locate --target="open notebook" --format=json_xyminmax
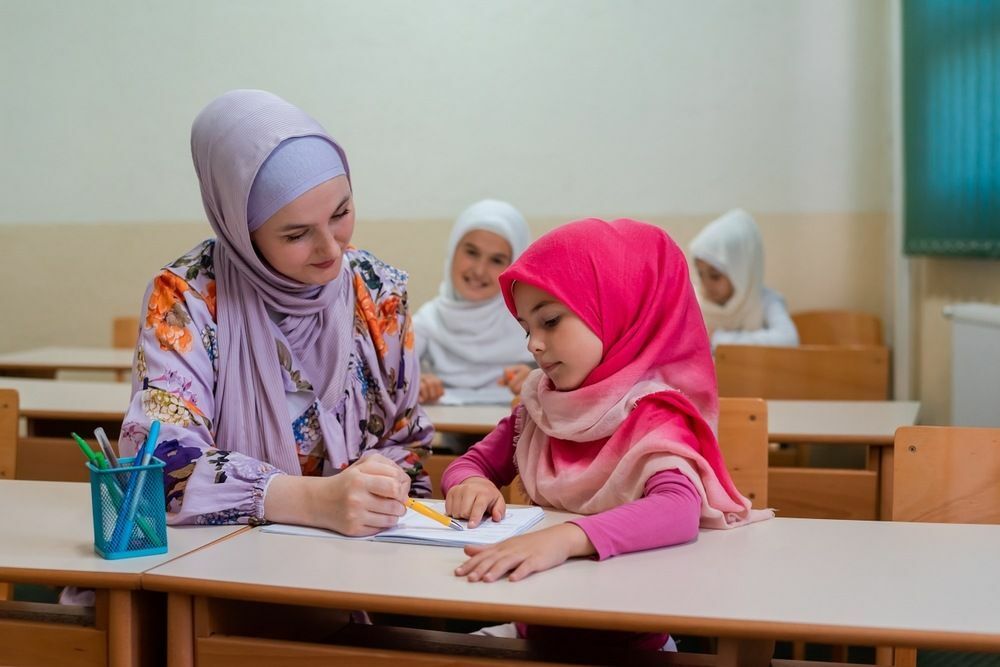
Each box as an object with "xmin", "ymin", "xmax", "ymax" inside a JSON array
[{"xmin": 261, "ymin": 501, "xmax": 544, "ymax": 547}]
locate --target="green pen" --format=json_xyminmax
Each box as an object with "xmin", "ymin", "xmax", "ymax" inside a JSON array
[
  {"xmin": 72, "ymin": 432, "xmax": 99, "ymax": 465},
  {"xmin": 73, "ymin": 433, "xmax": 163, "ymax": 547}
]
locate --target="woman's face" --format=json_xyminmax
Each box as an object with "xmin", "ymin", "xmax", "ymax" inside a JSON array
[
  {"xmin": 450, "ymin": 229, "xmax": 513, "ymax": 302},
  {"xmin": 695, "ymin": 258, "xmax": 735, "ymax": 306},
  {"xmin": 251, "ymin": 175, "xmax": 355, "ymax": 285}
]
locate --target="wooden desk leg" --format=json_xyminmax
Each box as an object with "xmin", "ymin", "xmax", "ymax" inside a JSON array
[
  {"xmin": 878, "ymin": 445, "xmax": 894, "ymax": 521},
  {"xmin": 107, "ymin": 589, "xmax": 140, "ymax": 667},
  {"xmin": 716, "ymin": 637, "xmax": 773, "ymax": 667},
  {"xmin": 168, "ymin": 593, "xmax": 194, "ymax": 667}
]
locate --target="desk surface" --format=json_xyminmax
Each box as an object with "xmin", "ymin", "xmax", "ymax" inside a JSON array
[
  {"xmin": 0, "ymin": 346, "xmax": 133, "ymax": 373},
  {"xmin": 143, "ymin": 515, "xmax": 1000, "ymax": 652},
  {"xmin": 0, "ymin": 377, "xmax": 131, "ymax": 420},
  {"xmin": 0, "ymin": 480, "xmax": 243, "ymax": 589},
  {"xmin": 423, "ymin": 400, "xmax": 921, "ymax": 444}
]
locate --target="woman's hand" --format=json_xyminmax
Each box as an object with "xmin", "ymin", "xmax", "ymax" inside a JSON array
[
  {"xmin": 498, "ymin": 364, "xmax": 532, "ymax": 395},
  {"xmin": 264, "ymin": 453, "xmax": 411, "ymax": 537},
  {"xmin": 444, "ymin": 476, "xmax": 505, "ymax": 528},
  {"xmin": 455, "ymin": 523, "xmax": 595, "ymax": 582},
  {"xmin": 419, "ymin": 373, "xmax": 445, "ymax": 403}
]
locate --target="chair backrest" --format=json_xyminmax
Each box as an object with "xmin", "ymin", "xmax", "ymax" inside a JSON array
[
  {"xmin": 112, "ymin": 316, "xmax": 140, "ymax": 350},
  {"xmin": 0, "ymin": 389, "xmax": 17, "ymax": 481},
  {"xmin": 715, "ymin": 344, "xmax": 890, "ymax": 400},
  {"xmin": 892, "ymin": 425, "xmax": 1000, "ymax": 524},
  {"xmin": 791, "ymin": 309, "xmax": 883, "ymax": 346},
  {"xmin": 717, "ymin": 397, "xmax": 768, "ymax": 508}
]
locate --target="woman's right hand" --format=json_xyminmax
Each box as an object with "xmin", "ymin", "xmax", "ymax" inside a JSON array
[
  {"xmin": 444, "ymin": 476, "xmax": 506, "ymax": 528},
  {"xmin": 264, "ymin": 453, "xmax": 411, "ymax": 537},
  {"xmin": 418, "ymin": 373, "xmax": 445, "ymax": 403}
]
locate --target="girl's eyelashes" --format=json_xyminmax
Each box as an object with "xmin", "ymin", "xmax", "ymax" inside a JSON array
[{"xmin": 543, "ymin": 316, "xmax": 561, "ymax": 329}]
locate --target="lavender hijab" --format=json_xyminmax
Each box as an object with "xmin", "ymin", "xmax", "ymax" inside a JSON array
[{"xmin": 191, "ymin": 90, "xmax": 353, "ymax": 474}]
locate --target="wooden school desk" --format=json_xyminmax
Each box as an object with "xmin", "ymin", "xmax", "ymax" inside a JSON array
[
  {"xmin": 0, "ymin": 378, "xmax": 131, "ymax": 481},
  {"xmin": 0, "ymin": 346, "xmax": 133, "ymax": 379},
  {"xmin": 0, "ymin": 480, "xmax": 244, "ymax": 667},
  {"xmin": 142, "ymin": 515, "xmax": 1000, "ymax": 666}
]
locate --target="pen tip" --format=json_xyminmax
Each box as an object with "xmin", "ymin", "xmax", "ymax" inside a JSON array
[{"xmin": 450, "ymin": 520, "xmax": 465, "ymax": 531}]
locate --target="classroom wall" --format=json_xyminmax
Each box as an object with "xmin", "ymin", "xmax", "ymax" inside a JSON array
[{"xmin": 1, "ymin": 2, "xmax": 894, "ymax": 370}]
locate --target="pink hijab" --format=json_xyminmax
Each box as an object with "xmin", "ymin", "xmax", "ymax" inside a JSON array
[
  {"xmin": 499, "ymin": 219, "xmax": 766, "ymax": 527},
  {"xmin": 191, "ymin": 90, "xmax": 353, "ymax": 474}
]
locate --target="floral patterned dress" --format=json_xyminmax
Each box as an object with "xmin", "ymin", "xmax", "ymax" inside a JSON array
[{"xmin": 120, "ymin": 240, "xmax": 433, "ymax": 525}]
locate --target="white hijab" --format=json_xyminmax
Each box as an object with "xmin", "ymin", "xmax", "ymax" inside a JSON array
[
  {"xmin": 413, "ymin": 200, "xmax": 533, "ymax": 389},
  {"xmin": 689, "ymin": 209, "xmax": 765, "ymax": 332}
]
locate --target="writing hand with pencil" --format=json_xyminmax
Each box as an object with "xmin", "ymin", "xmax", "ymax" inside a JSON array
[
  {"xmin": 497, "ymin": 364, "xmax": 532, "ymax": 395},
  {"xmin": 265, "ymin": 452, "xmax": 411, "ymax": 537},
  {"xmin": 444, "ymin": 476, "xmax": 506, "ymax": 529}
]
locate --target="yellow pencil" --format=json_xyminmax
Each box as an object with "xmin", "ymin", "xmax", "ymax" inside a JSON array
[{"xmin": 406, "ymin": 498, "xmax": 464, "ymax": 531}]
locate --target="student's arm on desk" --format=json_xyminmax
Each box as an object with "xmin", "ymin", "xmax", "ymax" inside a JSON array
[
  {"xmin": 455, "ymin": 471, "xmax": 700, "ymax": 582},
  {"xmin": 442, "ymin": 409, "xmax": 518, "ymax": 527}
]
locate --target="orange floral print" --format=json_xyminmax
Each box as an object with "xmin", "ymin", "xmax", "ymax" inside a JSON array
[
  {"xmin": 204, "ymin": 280, "xmax": 217, "ymax": 319},
  {"xmin": 377, "ymin": 295, "xmax": 400, "ymax": 337},
  {"xmin": 146, "ymin": 272, "xmax": 193, "ymax": 353},
  {"xmin": 354, "ymin": 273, "xmax": 387, "ymax": 359}
]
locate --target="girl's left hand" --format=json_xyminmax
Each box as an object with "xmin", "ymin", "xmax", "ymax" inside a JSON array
[
  {"xmin": 455, "ymin": 523, "xmax": 595, "ymax": 583},
  {"xmin": 498, "ymin": 364, "xmax": 532, "ymax": 395}
]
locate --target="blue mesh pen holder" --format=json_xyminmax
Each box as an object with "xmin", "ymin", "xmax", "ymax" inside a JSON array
[{"xmin": 88, "ymin": 456, "xmax": 168, "ymax": 560}]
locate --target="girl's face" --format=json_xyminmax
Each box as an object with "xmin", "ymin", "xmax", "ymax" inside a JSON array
[
  {"xmin": 450, "ymin": 230, "xmax": 513, "ymax": 302},
  {"xmin": 513, "ymin": 282, "xmax": 603, "ymax": 391},
  {"xmin": 251, "ymin": 176, "xmax": 355, "ymax": 285},
  {"xmin": 695, "ymin": 258, "xmax": 735, "ymax": 306}
]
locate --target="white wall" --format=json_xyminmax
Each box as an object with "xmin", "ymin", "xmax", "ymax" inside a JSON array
[{"xmin": 0, "ymin": 0, "xmax": 890, "ymax": 224}]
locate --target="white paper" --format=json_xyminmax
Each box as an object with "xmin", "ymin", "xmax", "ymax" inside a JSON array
[{"xmin": 262, "ymin": 501, "xmax": 544, "ymax": 547}]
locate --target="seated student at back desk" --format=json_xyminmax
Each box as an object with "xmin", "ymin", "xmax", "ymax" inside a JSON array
[
  {"xmin": 689, "ymin": 209, "xmax": 798, "ymax": 349},
  {"xmin": 414, "ymin": 199, "xmax": 533, "ymax": 451}
]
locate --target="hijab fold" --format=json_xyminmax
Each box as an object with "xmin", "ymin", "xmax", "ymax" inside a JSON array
[
  {"xmin": 191, "ymin": 90, "xmax": 354, "ymax": 474},
  {"xmin": 689, "ymin": 209, "xmax": 766, "ymax": 332}
]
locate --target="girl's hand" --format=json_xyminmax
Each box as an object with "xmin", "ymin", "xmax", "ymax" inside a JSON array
[
  {"xmin": 444, "ymin": 476, "xmax": 505, "ymax": 528},
  {"xmin": 418, "ymin": 373, "xmax": 445, "ymax": 403},
  {"xmin": 455, "ymin": 523, "xmax": 595, "ymax": 582},
  {"xmin": 498, "ymin": 364, "xmax": 532, "ymax": 395}
]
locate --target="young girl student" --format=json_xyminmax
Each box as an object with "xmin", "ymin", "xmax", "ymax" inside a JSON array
[
  {"xmin": 689, "ymin": 208, "xmax": 799, "ymax": 348},
  {"xmin": 413, "ymin": 199, "xmax": 534, "ymax": 404},
  {"xmin": 119, "ymin": 90, "xmax": 431, "ymax": 536},
  {"xmin": 442, "ymin": 218, "xmax": 769, "ymax": 649}
]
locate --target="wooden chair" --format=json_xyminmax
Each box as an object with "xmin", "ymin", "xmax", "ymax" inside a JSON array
[
  {"xmin": 714, "ymin": 344, "xmax": 890, "ymax": 401},
  {"xmin": 716, "ymin": 345, "xmax": 890, "ymax": 522},
  {"xmin": 0, "ymin": 389, "xmax": 17, "ymax": 601},
  {"xmin": 791, "ymin": 310, "xmax": 883, "ymax": 346},
  {"xmin": 887, "ymin": 425, "xmax": 1000, "ymax": 667},
  {"xmin": 112, "ymin": 316, "xmax": 139, "ymax": 381}
]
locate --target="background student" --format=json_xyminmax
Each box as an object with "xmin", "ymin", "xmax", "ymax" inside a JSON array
[
  {"xmin": 689, "ymin": 208, "xmax": 799, "ymax": 348},
  {"xmin": 413, "ymin": 199, "xmax": 534, "ymax": 404}
]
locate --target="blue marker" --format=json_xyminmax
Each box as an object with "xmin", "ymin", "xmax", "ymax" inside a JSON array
[{"xmin": 108, "ymin": 421, "xmax": 160, "ymax": 552}]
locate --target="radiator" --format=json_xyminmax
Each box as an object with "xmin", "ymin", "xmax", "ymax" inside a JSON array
[{"xmin": 944, "ymin": 303, "xmax": 1000, "ymax": 427}]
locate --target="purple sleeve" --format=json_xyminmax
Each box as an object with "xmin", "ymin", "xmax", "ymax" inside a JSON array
[
  {"xmin": 568, "ymin": 469, "xmax": 701, "ymax": 560},
  {"xmin": 120, "ymin": 271, "xmax": 282, "ymax": 526},
  {"xmin": 440, "ymin": 410, "xmax": 518, "ymax": 494}
]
